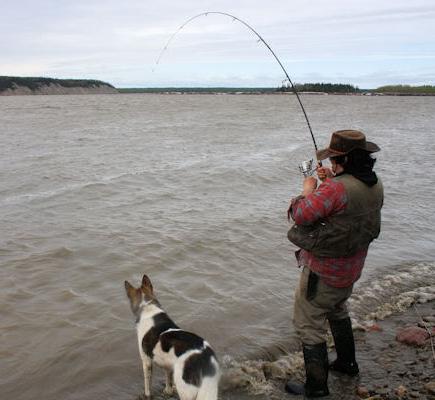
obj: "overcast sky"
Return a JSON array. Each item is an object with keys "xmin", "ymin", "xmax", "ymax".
[{"xmin": 1, "ymin": 0, "xmax": 434, "ymax": 88}]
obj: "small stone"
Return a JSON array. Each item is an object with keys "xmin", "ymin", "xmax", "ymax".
[
  {"xmin": 396, "ymin": 326, "xmax": 429, "ymax": 346},
  {"xmin": 425, "ymin": 381, "xmax": 435, "ymax": 395},
  {"xmin": 367, "ymin": 323, "xmax": 382, "ymax": 332},
  {"xmin": 356, "ymin": 385, "xmax": 369, "ymax": 398},
  {"xmin": 409, "ymin": 391, "xmax": 421, "ymax": 398},
  {"xmin": 396, "ymin": 385, "xmax": 407, "ymax": 397}
]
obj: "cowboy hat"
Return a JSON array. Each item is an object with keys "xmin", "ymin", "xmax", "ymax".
[{"xmin": 316, "ymin": 130, "xmax": 380, "ymax": 161}]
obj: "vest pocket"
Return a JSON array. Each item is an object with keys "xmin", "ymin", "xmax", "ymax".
[{"xmin": 287, "ymin": 221, "xmax": 326, "ymax": 252}]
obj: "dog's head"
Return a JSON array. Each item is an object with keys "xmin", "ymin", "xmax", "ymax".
[{"xmin": 124, "ymin": 274, "xmax": 156, "ymax": 316}]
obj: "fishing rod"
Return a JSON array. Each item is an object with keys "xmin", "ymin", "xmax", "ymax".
[{"xmin": 154, "ymin": 11, "xmax": 320, "ymax": 174}]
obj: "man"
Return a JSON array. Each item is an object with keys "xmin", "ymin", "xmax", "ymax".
[{"xmin": 285, "ymin": 130, "xmax": 384, "ymax": 397}]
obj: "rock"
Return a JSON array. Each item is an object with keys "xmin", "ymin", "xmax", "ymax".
[
  {"xmin": 396, "ymin": 326, "xmax": 429, "ymax": 346},
  {"xmin": 419, "ymin": 354, "xmax": 429, "ymax": 362},
  {"xmin": 356, "ymin": 386, "xmax": 369, "ymax": 398},
  {"xmin": 409, "ymin": 391, "xmax": 421, "ymax": 398},
  {"xmin": 418, "ymin": 322, "xmax": 435, "ymax": 331},
  {"xmin": 422, "ymin": 315, "xmax": 435, "ymax": 323},
  {"xmin": 396, "ymin": 385, "xmax": 407, "ymax": 397},
  {"xmin": 367, "ymin": 323, "xmax": 382, "ymax": 332},
  {"xmin": 425, "ymin": 381, "xmax": 435, "ymax": 395}
]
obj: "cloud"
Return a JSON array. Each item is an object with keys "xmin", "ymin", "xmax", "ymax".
[{"xmin": 1, "ymin": 0, "xmax": 434, "ymax": 87}]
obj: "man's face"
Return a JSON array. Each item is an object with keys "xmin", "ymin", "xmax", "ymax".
[
  {"xmin": 329, "ymin": 158, "xmax": 337, "ymax": 173},
  {"xmin": 329, "ymin": 158, "xmax": 344, "ymax": 175}
]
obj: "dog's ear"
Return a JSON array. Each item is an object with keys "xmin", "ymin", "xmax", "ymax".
[
  {"xmin": 124, "ymin": 280, "xmax": 135, "ymax": 298},
  {"xmin": 124, "ymin": 280, "xmax": 142, "ymax": 313},
  {"xmin": 141, "ymin": 274, "xmax": 154, "ymax": 296}
]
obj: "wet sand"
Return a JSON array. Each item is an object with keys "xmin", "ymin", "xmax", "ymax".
[{"xmin": 220, "ymin": 300, "xmax": 435, "ymax": 400}]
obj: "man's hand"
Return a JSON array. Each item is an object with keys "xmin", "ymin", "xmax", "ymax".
[
  {"xmin": 317, "ymin": 166, "xmax": 334, "ymax": 182},
  {"xmin": 287, "ymin": 177, "xmax": 318, "ymax": 221},
  {"xmin": 302, "ymin": 176, "xmax": 318, "ymax": 196}
]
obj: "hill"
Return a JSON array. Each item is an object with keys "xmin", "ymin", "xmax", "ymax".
[{"xmin": 0, "ymin": 76, "xmax": 118, "ymax": 96}]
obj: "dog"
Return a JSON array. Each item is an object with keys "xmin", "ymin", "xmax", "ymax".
[{"xmin": 125, "ymin": 274, "xmax": 220, "ymax": 400}]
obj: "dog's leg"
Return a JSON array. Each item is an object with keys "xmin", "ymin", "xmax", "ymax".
[
  {"xmin": 163, "ymin": 368, "xmax": 174, "ymax": 396},
  {"xmin": 142, "ymin": 358, "xmax": 153, "ymax": 399}
]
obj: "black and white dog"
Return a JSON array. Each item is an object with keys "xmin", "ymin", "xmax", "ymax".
[{"xmin": 125, "ymin": 274, "xmax": 220, "ymax": 400}]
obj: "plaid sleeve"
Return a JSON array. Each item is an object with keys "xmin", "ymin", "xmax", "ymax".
[{"xmin": 290, "ymin": 178, "xmax": 347, "ymax": 225}]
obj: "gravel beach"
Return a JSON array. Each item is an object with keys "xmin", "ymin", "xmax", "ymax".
[{"xmin": 220, "ymin": 300, "xmax": 435, "ymax": 400}]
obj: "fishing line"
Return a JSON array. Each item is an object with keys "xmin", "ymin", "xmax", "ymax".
[{"xmin": 154, "ymin": 11, "xmax": 319, "ymax": 153}]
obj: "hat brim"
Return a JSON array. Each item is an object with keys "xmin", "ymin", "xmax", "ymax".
[
  {"xmin": 366, "ymin": 141, "xmax": 380, "ymax": 153},
  {"xmin": 316, "ymin": 148, "xmax": 346, "ymax": 161},
  {"xmin": 316, "ymin": 141, "xmax": 380, "ymax": 161}
]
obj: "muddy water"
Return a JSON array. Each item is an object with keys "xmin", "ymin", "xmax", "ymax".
[{"xmin": 0, "ymin": 94, "xmax": 434, "ymax": 400}]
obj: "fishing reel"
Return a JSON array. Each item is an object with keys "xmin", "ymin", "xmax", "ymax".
[{"xmin": 298, "ymin": 159, "xmax": 316, "ymax": 177}]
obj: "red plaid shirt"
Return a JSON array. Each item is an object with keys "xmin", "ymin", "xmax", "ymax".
[{"xmin": 290, "ymin": 178, "xmax": 368, "ymax": 288}]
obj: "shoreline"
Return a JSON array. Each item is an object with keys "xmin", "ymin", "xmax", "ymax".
[
  {"xmin": 132, "ymin": 299, "xmax": 435, "ymax": 400},
  {"xmin": 219, "ymin": 300, "xmax": 435, "ymax": 400}
]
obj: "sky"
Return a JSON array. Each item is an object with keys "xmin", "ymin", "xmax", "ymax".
[{"xmin": 1, "ymin": 0, "xmax": 434, "ymax": 88}]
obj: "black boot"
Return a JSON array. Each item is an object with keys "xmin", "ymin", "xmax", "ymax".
[
  {"xmin": 328, "ymin": 317, "xmax": 359, "ymax": 376},
  {"xmin": 285, "ymin": 342, "xmax": 330, "ymax": 397}
]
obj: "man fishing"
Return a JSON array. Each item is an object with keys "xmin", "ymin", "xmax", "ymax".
[{"xmin": 286, "ymin": 130, "xmax": 384, "ymax": 397}]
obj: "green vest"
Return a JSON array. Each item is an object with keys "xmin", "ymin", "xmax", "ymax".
[{"xmin": 288, "ymin": 174, "xmax": 384, "ymax": 258}]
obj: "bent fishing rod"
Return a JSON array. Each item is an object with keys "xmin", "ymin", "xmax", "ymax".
[{"xmin": 155, "ymin": 11, "xmax": 320, "ymax": 174}]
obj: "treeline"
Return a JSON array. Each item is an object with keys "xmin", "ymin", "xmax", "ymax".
[
  {"xmin": 278, "ymin": 83, "xmax": 360, "ymax": 93},
  {"xmin": 118, "ymin": 85, "xmax": 360, "ymax": 94},
  {"xmin": 375, "ymin": 85, "xmax": 435, "ymax": 94},
  {"xmin": 0, "ymin": 76, "xmax": 115, "ymax": 92}
]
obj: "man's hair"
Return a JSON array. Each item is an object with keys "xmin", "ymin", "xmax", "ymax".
[{"xmin": 331, "ymin": 148, "xmax": 376, "ymax": 174}]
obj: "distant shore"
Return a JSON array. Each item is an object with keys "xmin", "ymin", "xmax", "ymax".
[
  {"xmin": 117, "ymin": 88, "xmax": 435, "ymax": 96},
  {"xmin": 1, "ymin": 76, "xmax": 434, "ymax": 96},
  {"xmin": 117, "ymin": 84, "xmax": 435, "ymax": 96}
]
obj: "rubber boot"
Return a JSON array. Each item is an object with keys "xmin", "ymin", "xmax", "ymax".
[
  {"xmin": 285, "ymin": 342, "xmax": 330, "ymax": 397},
  {"xmin": 328, "ymin": 317, "xmax": 359, "ymax": 376}
]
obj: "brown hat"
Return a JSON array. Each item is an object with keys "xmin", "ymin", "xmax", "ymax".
[{"xmin": 316, "ymin": 130, "xmax": 380, "ymax": 161}]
